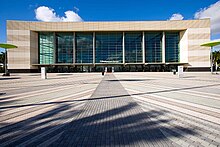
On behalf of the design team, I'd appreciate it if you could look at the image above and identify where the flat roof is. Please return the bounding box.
[7,19,210,32]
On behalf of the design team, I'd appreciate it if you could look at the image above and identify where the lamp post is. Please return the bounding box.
[0,43,17,76]
[201,39,220,74]
[211,46,213,73]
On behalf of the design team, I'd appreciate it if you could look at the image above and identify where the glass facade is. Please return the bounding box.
[165,32,180,62]
[145,32,162,63]
[39,32,55,64]
[125,32,143,63]
[38,31,180,66]
[75,33,93,63]
[95,32,123,63]
[56,33,73,63]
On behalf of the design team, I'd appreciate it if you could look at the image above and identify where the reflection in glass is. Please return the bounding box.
[39,32,55,64]
[95,32,123,63]
[125,32,143,63]
[165,32,180,62]
[75,33,93,63]
[56,33,73,63]
[145,32,162,63]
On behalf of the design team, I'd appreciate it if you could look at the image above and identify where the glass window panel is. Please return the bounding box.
[76,33,93,63]
[165,32,180,62]
[145,32,162,63]
[39,32,55,64]
[95,32,123,63]
[56,33,73,63]
[125,32,143,63]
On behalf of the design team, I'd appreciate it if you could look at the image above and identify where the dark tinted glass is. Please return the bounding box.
[145,32,162,63]
[125,32,143,63]
[95,32,123,63]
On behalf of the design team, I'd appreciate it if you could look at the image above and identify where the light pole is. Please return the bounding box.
[0,43,17,76]
[211,46,213,74]
[4,48,7,74]
[201,40,220,74]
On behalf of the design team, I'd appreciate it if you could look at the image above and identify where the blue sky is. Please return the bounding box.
[0,0,220,52]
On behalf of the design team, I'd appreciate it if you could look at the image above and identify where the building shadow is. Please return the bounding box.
[107,79,155,82]
[181,76,196,78]
[56,74,74,76]
[0,77,20,80]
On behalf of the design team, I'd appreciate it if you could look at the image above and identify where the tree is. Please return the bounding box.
[213,51,220,65]
[0,52,5,63]
[0,52,5,72]
[0,43,17,75]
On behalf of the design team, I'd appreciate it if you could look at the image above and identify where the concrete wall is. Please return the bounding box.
[187,28,210,67]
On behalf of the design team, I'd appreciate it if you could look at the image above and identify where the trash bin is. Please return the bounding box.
[2,70,10,76]
[102,71,104,76]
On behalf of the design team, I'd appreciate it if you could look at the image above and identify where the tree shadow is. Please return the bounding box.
[51,102,196,146]
[0,99,19,106]
[75,83,220,101]
[0,102,83,146]
[0,93,6,96]
[1,82,219,110]
[0,100,197,146]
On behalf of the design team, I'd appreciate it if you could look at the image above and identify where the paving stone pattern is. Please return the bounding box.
[1,72,220,147]
[52,74,176,146]
[114,72,220,147]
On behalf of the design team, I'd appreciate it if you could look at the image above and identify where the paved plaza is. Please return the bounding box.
[0,72,220,146]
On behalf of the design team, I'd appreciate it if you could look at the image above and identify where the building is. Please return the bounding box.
[7,19,210,72]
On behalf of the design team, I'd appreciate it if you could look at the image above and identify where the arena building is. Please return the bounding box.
[6,19,210,72]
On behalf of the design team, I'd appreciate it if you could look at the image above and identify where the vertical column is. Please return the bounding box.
[73,32,76,64]
[123,32,125,64]
[53,32,56,64]
[93,32,95,64]
[142,31,145,64]
[38,33,40,64]
[162,32,166,63]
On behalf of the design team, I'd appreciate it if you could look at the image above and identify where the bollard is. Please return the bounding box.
[178,66,184,78]
[102,71,104,76]
[41,67,47,79]
[112,67,114,73]
[172,69,176,75]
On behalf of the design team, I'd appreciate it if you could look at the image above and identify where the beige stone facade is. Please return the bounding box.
[7,19,210,72]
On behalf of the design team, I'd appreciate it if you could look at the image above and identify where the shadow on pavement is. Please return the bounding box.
[107,79,155,82]
[0,100,197,146]
[0,77,20,80]
[52,102,196,146]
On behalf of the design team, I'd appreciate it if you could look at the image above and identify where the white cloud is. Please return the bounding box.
[35,6,83,22]
[194,1,220,35]
[169,13,184,20]
[61,11,83,22]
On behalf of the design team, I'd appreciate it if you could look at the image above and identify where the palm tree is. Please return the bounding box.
[0,43,17,76]
[201,40,220,73]
[213,51,220,71]
[213,51,220,64]
[0,52,5,73]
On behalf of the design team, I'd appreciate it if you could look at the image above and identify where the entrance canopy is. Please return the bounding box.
[0,43,17,49]
[201,39,220,47]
